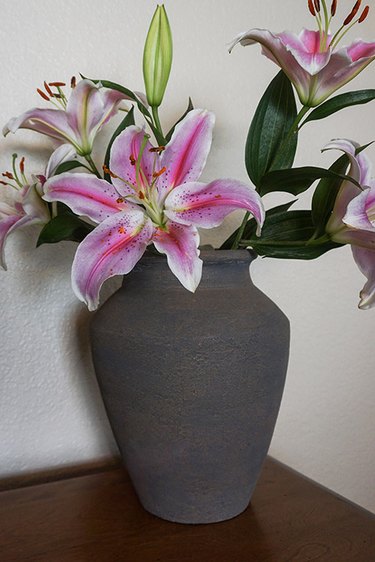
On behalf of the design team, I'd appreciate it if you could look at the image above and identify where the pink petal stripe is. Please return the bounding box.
[164,179,265,233]
[43,173,129,224]
[153,222,202,292]
[160,109,215,193]
[72,210,154,310]
[110,126,155,196]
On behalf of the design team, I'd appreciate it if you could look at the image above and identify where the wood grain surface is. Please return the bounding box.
[0,458,374,562]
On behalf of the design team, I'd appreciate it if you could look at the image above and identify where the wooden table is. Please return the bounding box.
[0,458,374,561]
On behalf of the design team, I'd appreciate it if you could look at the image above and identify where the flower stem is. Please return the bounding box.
[231,211,250,250]
[152,106,164,138]
[85,155,101,178]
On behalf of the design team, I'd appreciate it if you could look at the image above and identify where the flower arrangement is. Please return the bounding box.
[1,1,374,310]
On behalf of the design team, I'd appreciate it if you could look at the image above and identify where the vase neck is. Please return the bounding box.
[123,250,256,290]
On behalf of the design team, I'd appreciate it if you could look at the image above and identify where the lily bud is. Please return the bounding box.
[143,4,173,108]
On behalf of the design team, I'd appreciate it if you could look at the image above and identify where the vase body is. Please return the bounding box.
[90,250,290,524]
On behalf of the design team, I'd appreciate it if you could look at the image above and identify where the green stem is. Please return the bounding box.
[231,211,250,250]
[85,155,101,178]
[152,106,164,140]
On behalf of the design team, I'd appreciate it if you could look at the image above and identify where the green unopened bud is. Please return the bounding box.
[143,4,173,108]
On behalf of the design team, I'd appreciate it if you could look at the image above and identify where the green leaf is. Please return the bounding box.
[245,70,297,187]
[165,98,194,143]
[241,210,342,259]
[311,154,349,236]
[259,166,360,197]
[37,215,94,246]
[220,200,296,249]
[103,106,135,182]
[303,89,375,124]
[54,160,86,175]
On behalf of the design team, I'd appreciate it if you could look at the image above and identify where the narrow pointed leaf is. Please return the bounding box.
[104,106,135,182]
[240,210,342,259]
[165,98,194,142]
[259,166,360,196]
[245,70,297,187]
[220,199,296,249]
[311,154,349,236]
[54,160,86,175]
[303,90,375,124]
[37,214,94,246]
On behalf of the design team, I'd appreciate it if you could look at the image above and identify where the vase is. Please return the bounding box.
[90,249,290,524]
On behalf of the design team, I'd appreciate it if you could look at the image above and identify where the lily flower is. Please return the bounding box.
[3,79,130,156]
[230,0,375,107]
[324,138,375,309]
[43,109,265,310]
[0,145,74,269]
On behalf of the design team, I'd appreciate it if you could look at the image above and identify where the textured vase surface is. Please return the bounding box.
[90,250,290,524]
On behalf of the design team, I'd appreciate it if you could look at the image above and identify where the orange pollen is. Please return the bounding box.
[116,197,124,204]
[49,81,66,87]
[20,157,25,174]
[214,194,222,199]
[314,0,321,12]
[138,191,145,199]
[71,76,77,89]
[153,166,167,178]
[358,5,370,21]
[149,146,165,154]
[129,155,136,166]
[118,226,126,234]
[102,164,118,179]
[3,172,14,179]
[344,0,362,25]
[37,88,50,101]
[331,0,338,16]
[44,81,53,96]
[308,0,316,16]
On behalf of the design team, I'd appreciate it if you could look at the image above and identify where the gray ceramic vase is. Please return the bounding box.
[90,249,290,524]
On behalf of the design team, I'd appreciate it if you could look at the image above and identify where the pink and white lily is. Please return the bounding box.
[230,1,375,107]
[324,138,375,309]
[43,109,265,310]
[0,145,74,269]
[3,79,130,156]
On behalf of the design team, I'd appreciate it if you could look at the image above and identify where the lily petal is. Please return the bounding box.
[160,109,215,193]
[110,126,155,196]
[3,108,78,147]
[71,209,153,310]
[278,29,331,75]
[0,215,22,269]
[66,80,128,155]
[229,28,312,104]
[323,139,364,233]
[153,222,202,292]
[45,144,77,179]
[344,188,375,233]
[43,173,130,223]
[312,43,375,105]
[164,179,265,234]
[352,246,375,309]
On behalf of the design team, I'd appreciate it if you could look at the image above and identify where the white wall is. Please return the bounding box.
[0,0,374,511]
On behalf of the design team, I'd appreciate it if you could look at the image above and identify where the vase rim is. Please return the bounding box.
[141,248,257,265]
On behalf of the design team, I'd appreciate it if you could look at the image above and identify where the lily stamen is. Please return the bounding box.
[153,166,167,179]
[331,0,338,16]
[344,0,362,25]
[48,82,66,87]
[308,0,317,16]
[359,5,370,22]
[37,88,50,101]
[44,81,53,97]
[70,76,76,89]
